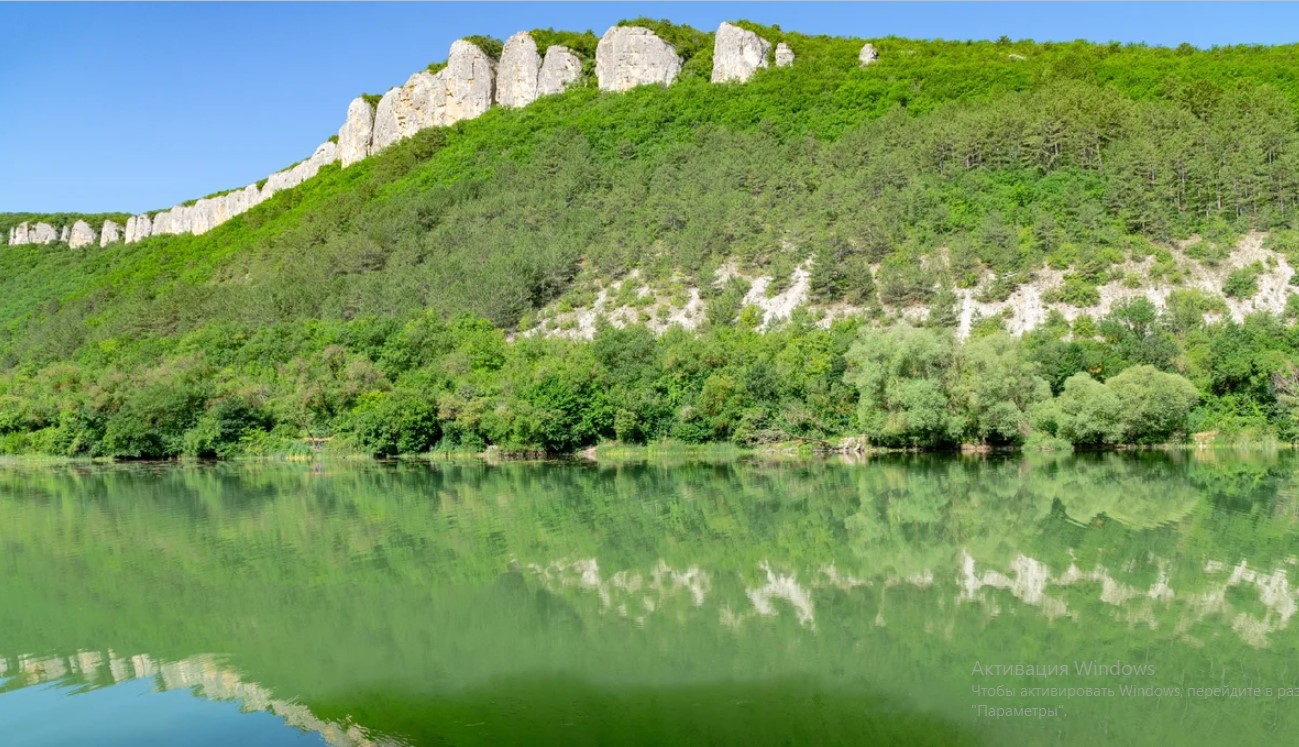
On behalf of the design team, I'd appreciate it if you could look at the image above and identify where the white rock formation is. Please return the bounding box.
[443,39,497,119]
[30,222,58,244]
[775,42,795,68]
[150,206,182,236]
[538,45,583,96]
[595,26,682,92]
[371,39,496,152]
[371,74,432,151]
[28,23,790,249]
[124,214,152,243]
[261,141,339,199]
[859,43,879,66]
[711,22,771,83]
[99,220,121,247]
[496,31,541,108]
[338,97,375,167]
[68,220,97,249]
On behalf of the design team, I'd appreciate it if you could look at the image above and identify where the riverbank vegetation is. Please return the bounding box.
[0,299,1296,458]
[7,26,1299,457]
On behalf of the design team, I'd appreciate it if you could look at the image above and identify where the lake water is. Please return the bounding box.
[1,452,1297,746]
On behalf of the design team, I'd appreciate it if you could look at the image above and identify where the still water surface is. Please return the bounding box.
[1,452,1297,746]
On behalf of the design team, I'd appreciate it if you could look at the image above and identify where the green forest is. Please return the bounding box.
[5,22,1299,457]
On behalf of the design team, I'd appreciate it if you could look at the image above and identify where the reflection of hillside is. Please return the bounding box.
[959,552,1297,647]
[1,651,398,747]
[524,551,1298,649]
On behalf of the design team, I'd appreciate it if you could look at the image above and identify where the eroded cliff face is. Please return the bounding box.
[8,24,797,248]
[68,220,97,249]
[539,45,583,96]
[496,32,542,108]
[99,220,121,247]
[29,223,57,244]
[711,22,771,83]
[338,98,375,168]
[372,39,496,151]
[595,26,683,92]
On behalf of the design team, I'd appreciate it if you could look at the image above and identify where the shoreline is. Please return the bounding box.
[1,435,1292,468]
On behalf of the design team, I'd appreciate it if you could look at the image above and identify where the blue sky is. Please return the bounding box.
[3,2,1299,214]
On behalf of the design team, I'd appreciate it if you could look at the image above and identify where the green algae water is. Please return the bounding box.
[1,453,1297,746]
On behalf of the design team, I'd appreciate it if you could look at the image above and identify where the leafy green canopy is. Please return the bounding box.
[6,27,1299,455]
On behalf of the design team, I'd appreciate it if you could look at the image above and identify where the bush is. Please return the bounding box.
[1223,262,1264,300]
[348,390,441,457]
[1106,364,1199,443]
[1053,372,1124,445]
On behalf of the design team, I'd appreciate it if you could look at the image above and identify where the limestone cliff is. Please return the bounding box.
[30,223,58,244]
[68,220,97,249]
[338,98,375,168]
[124,214,152,244]
[372,39,495,151]
[99,220,121,247]
[595,26,682,92]
[711,23,771,83]
[496,32,542,108]
[538,45,582,96]
[6,24,780,249]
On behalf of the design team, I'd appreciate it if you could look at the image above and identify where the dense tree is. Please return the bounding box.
[6,28,1299,455]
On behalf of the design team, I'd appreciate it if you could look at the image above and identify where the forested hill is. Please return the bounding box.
[5,21,1299,458]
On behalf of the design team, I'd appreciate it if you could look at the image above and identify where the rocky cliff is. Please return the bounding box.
[711,23,770,83]
[68,220,97,248]
[596,26,683,91]
[99,219,121,247]
[7,22,812,249]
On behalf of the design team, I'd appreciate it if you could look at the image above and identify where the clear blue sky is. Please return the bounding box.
[3,2,1299,214]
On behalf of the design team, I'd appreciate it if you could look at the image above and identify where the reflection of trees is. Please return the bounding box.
[1,454,1298,745]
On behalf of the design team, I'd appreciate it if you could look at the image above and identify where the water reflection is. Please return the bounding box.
[1,651,394,747]
[1,453,1297,746]
[517,551,1298,650]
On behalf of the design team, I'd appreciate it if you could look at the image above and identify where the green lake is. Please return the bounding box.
[1,452,1297,746]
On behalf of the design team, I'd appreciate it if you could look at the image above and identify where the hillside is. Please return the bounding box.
[4,20,1299,457]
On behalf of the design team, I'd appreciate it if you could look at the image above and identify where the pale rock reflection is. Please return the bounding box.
[961,551,1299,648]
[2,651,398,747]
[527,558,710,625]
[744,562,816,630]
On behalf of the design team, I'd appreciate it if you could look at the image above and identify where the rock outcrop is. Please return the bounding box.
[372,39,496,152]
[68,220,97,249]
[338,98,375,168]
[120,140,339,244]
[262,141,339,199]
[439,39,497,124]
[12,24,793,249]
[100,220,121,247]
[496,33,583,107]
[496,32,542,108]
[124,214,152,244]
[31,222,58,244]
[711,22,771,83]
[775,42,795,67]
[371,72,434,151]
[538,45,583,96]
[595,26,682,92]
[859,43,879,66]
